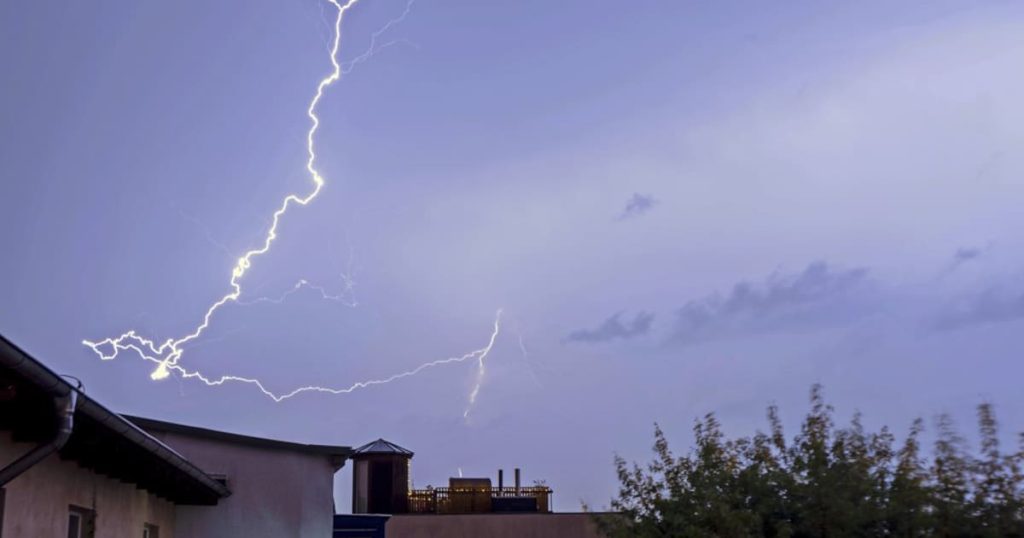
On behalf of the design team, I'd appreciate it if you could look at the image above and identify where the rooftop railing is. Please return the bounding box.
[407,486,552,514]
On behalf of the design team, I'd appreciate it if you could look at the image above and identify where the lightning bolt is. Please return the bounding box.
[239,243,359,307]
[515,327,543,389]
[237,277,357,307]
[463,310,503,419]
[83,1,504,413]
[341,0,417,75]
[83,0,361,380]
[94,309,501,403]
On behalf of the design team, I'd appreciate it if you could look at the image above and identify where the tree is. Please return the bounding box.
[887,418,930,536]
[596,386,1024,538]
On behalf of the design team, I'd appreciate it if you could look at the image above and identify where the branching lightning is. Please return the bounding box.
[341,0,417,75]
[82,0,499,411]
[100,310,501,403]
[464,309,503,419]
[515,328,543,389]
[239,243,360,307]
[83,0,362,382]
[236,276,358,307]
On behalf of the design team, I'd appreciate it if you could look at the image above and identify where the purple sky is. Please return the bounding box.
[2,0,1023,511]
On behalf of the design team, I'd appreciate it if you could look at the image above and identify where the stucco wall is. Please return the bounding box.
[148,430,336,538]
[0,432,176,538]
[386,513,605,538]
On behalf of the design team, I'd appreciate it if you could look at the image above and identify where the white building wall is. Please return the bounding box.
[0,431,176,538]
[147,430,337,538]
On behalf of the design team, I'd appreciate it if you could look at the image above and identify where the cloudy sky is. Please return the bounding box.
[2,0,1023,510]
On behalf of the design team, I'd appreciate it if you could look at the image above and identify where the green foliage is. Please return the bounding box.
[596,385,1024,537]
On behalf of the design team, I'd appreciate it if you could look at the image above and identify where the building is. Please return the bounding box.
[349,439,414,515]
[0,333,350,538]
[126,416,350,538]
[0,334,229,537]
[336,439,607,538]
[3,330,612,538]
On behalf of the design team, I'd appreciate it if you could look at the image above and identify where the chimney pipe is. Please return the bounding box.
[514,468,521,494]
[498,469,504,490]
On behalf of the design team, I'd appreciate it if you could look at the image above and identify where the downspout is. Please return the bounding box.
[0,390,78,486]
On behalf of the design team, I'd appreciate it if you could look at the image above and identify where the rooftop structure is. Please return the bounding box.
[339,439,604,538]
[353,438,415,457]
[350,438,552,516]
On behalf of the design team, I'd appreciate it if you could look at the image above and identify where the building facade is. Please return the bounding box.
[0,335,229,538]
[0,332,350,538]
[128,416,349,538]
[0,431,179,538]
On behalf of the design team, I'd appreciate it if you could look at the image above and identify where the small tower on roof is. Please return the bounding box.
[351,439,414,514]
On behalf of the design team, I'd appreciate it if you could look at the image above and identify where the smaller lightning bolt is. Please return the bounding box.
[463,310,502,419]
[240,245,358,307]
[341,0,417,75]
[515,328,543,389]
[175,208,233,258]
[237,278,357,307]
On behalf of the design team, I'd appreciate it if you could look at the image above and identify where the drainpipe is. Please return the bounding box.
[0,390,78,486]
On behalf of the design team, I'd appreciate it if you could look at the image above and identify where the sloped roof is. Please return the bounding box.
[0,333,231,505]
[353,438,413,457]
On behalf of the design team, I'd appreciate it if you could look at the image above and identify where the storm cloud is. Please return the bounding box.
[565,311,655,343]
[617,193,657,220]
[953,247,982,264]
[935,286,1024,331]
[671,262,872,345]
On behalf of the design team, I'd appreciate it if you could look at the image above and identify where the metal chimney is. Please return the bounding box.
[498,469,504,490]
[514,468,521,494]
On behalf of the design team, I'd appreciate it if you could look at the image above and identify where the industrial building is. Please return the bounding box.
[336,439,606,538]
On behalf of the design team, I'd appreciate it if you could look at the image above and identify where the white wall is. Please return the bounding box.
[0,432,176,538]
[147,430,337,538]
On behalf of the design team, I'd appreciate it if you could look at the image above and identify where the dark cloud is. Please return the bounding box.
[934,287,1024,331]
[672,261,871,344]
[953,247,982,264]
[617,193,657,220]
[565,311,654,343]
[954,247,981,262]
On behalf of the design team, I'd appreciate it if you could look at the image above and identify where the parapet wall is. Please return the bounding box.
[386,512,605,538]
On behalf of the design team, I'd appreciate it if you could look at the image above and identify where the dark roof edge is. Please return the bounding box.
[125,415,353,458]
[0,334,231,501]
[352,438,414,457]
[0,336,71,398]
